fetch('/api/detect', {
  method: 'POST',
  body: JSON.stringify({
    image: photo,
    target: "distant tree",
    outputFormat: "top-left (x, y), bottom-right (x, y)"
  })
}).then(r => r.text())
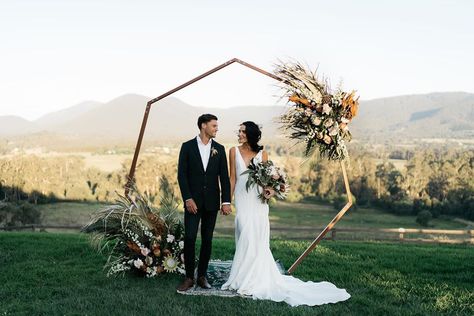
top-left (416, 210), bottom-right (433, 227)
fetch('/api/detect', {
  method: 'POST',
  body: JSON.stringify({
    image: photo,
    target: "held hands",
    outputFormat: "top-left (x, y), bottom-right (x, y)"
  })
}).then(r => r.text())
top-left (186, 199), bottom-right (231, 215)
top-left (185, 199), bottom-right (198, 214)
top-left (221, 204), bottom-right (231, 216)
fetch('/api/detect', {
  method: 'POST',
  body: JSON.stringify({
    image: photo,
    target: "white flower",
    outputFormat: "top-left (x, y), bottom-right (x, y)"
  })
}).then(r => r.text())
top-left (328, 124), bottom-right (339, 136)
top-left (163, 255), bottom-right (178, 272)
top-left (146, 267), bottom-right (156, 278)
top-left (145, 256), bottom-right (153, 266)
top-left (324, 118), bottom-right (334, 128)
top-left (322, 104), bottom-right (332, 115)
top-left (268, 166), bottom-right (278, 177)
top-left (311, 116), bottom-right (322, 125)
top-left (341, 117), bottom-right (350, 123)
top-left (133, 258), bottom-right (144, 269)
top-left (166, 234), bottom-right (175, 243)
top-left (140, 247), bottom-right (150, 256)
top-left (178, 241), bottom-right (184, 249)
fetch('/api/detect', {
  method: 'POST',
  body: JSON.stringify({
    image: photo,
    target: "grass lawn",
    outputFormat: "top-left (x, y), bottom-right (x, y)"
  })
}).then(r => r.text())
top-left (35, 201), bottom-right (469, 241)
top-left (269, 201), bottom-right (466, 230)
top-left (37, 201), bottom-right (467, 230)
top-left (0, 232), bottom-right (473, 315)
top-left (37, 202), bottom-right (108, 227)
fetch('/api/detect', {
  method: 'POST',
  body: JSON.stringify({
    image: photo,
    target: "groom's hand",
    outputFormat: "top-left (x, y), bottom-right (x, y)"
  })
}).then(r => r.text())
top-left (185, 199), bottom-right (198, 214)
top-left (221, 204), bottom-right (231, 215)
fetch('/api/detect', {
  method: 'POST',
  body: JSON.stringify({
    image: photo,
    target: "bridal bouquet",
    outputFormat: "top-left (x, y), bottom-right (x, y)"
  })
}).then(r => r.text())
top-left (82, 184), bottom-right (185, 278)
top-left (242, 159), bottom-right (289, 203)
top-left (275, 61), bottom-right (359, 160)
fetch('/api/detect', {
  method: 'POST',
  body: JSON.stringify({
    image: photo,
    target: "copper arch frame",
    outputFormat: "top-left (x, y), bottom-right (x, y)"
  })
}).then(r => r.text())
top-left (124, 58), bottom-right (353, 274)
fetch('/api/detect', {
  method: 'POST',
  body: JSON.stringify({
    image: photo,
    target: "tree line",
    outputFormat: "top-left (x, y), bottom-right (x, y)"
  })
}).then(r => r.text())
top-left (0, 146), bottom-right (472, 226)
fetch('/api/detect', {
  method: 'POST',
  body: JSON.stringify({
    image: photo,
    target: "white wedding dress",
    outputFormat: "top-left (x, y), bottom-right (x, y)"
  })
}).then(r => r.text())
top-left (221, 147), bottom-right (350, 307)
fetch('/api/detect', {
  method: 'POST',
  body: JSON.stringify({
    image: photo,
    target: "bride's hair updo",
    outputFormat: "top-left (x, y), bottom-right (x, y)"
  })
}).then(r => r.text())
top-left (241, 121), bottom-right (263, 153)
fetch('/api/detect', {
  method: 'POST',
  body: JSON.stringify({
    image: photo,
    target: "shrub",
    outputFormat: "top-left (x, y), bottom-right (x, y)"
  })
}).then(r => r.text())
top-left (416, 210), bottom-right (433, 227)
top-left (0, 201), bottom-right (42, 227)
top-left (390, 199), bottom-right (413, 216)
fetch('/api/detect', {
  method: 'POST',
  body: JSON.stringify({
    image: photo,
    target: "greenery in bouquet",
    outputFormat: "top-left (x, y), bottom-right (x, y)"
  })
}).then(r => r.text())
top-left (81, 181), bottom-right (185, 278)
top-left (242, 159), bottom-right (289, 203)
top-left (275, 61), bottom-right (359, 160)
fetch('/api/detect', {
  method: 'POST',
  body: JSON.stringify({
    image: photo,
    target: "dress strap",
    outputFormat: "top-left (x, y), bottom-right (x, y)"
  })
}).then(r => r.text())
top-left (254, 149), bottom-right (263, 163)
top-left (234, 146), bottom-right (242, 167)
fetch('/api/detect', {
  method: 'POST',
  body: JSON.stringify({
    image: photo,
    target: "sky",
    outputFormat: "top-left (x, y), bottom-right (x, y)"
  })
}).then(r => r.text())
top-left (1, 0), bottom-right (473, 120)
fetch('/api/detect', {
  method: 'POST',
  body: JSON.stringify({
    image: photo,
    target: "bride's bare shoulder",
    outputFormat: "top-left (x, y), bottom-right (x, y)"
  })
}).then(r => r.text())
top-left (262, 150), bottom-right (268, 162)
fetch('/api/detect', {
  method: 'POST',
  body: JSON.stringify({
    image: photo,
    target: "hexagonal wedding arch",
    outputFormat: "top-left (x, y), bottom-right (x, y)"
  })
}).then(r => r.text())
top-left (124, 58), bottom-right (353, 274)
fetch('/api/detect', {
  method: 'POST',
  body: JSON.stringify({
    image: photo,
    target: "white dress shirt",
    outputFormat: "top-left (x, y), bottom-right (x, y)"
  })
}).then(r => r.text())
top-left (196, 135), bottom-right (212, 171)
top-left (188, 135), bottom-right (230, 205)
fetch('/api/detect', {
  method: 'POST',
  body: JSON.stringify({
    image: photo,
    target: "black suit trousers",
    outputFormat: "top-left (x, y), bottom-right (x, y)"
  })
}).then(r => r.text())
top-left (183, 208), bottom-right (218, 279)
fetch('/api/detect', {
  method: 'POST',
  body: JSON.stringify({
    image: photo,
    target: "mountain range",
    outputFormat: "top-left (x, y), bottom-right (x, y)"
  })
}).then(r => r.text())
top-left (0, 92), bottom-right (473, 144)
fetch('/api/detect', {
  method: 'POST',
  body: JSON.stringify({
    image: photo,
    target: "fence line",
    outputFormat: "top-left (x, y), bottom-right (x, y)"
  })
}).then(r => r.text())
top-left (1, 225), bottom-right (473, 244)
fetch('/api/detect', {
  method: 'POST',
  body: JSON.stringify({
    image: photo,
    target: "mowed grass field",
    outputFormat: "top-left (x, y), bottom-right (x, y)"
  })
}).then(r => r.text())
top-left (0, 233), bottom-right (473, 315)
top-left (36, 201), bottom-right (468, 239)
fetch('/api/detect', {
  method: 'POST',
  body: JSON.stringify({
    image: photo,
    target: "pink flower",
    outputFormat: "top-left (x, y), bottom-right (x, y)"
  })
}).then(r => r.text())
top-left (140, 247), bottom-right (150, 256)
top-left (323, 134), bottom-right (332, 144)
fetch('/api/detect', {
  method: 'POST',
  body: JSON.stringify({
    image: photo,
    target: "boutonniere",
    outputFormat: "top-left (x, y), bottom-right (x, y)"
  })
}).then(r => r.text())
top-left (211, 147), bottom-right (218, 157)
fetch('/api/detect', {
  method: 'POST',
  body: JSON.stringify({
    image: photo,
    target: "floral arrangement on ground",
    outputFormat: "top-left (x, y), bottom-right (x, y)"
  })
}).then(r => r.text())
top-left (81, 185), bottom-right (185, 278)
top-left (276, 61), bottom-right (359, 160)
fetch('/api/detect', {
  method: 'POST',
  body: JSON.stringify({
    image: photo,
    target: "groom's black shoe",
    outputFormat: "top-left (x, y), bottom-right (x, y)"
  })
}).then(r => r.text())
top-left (197, 276), bottom-right (212, 289)
top-left (177, 278), bottom-right (195, 292)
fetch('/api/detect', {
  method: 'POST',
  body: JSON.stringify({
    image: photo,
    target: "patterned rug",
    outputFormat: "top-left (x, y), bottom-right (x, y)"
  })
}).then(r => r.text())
top-left (177, 260), bottom-right (286, 297)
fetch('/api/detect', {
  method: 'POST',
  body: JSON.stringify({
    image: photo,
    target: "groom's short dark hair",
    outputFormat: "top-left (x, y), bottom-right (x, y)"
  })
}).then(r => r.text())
top-left (197, 114), bottom-right (218, 130)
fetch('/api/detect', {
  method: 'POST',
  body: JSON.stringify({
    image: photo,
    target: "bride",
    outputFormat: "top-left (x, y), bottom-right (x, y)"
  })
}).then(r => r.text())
top-left (221, 121), bottom-right (350, 307)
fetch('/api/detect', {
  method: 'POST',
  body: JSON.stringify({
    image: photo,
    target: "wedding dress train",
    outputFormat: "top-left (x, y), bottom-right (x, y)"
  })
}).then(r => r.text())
top-left (221, 147), bottom-right (350, 307)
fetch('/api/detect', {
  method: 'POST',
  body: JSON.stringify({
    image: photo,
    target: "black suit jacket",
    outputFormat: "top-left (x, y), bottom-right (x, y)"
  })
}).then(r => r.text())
top-left (177, 138), bottom-right (231, 212)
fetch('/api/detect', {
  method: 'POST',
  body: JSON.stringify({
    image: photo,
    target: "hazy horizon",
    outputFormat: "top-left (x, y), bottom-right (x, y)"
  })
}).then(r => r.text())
top-left (2, 90), bottom-right (472, 122)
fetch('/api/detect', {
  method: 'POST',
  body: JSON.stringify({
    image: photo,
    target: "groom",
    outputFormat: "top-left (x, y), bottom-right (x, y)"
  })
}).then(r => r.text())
top-left (177, 114), bottom-right (231, 291)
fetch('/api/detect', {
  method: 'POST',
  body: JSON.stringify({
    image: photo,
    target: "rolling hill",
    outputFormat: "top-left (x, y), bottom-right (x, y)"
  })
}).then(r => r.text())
top-left (0, 92), bottom-right (472, 144)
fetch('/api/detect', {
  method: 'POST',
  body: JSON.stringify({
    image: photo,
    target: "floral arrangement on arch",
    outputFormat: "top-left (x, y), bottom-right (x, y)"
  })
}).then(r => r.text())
top-left (243, 159), bottom-right (289, 203)
top-left (82, 184), bottom-right (185, 278)
top-left (275, 61), bottom-right (359, 160)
